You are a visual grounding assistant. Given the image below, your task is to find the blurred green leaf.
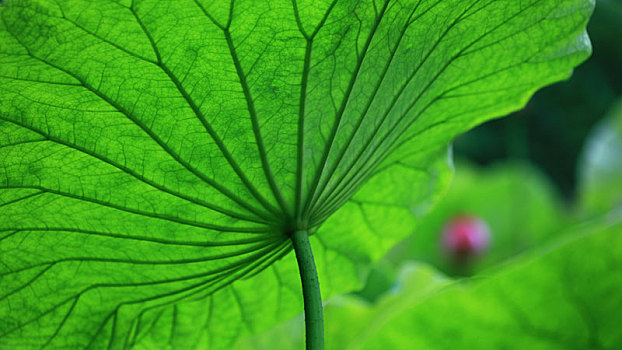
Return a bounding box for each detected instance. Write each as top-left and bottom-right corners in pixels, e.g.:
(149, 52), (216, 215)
(578, 101), (622, 216)
(359, 218), (622, 350)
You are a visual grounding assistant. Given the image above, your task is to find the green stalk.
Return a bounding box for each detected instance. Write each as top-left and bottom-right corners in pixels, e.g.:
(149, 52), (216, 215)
(291, 230), (324, 350)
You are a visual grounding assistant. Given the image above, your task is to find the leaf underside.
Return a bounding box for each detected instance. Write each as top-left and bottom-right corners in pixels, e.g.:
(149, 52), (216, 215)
(0, 0), (592, 349)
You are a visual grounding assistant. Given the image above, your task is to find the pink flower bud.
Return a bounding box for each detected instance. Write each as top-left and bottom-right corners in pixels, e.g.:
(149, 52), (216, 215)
(441, 214), (491, 260)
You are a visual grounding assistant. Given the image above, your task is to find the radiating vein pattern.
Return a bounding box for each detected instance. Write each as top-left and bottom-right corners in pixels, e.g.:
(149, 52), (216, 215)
(0, 0), (592, 349)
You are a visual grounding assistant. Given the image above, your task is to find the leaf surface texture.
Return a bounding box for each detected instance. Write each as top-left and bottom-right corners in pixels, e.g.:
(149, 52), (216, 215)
(0, 0), (592, 348)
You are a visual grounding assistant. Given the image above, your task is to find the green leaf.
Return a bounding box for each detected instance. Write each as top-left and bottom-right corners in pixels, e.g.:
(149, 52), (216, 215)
(236, 217), (622, 350)
(578, 100), (622, 216)
(128, 144), (453, 350)
(0, 0), (592, 348)
(363, 218), (622, 350)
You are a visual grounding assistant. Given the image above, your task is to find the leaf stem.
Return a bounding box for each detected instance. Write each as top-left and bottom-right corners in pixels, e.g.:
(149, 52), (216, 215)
(291, 230), (324, 350)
